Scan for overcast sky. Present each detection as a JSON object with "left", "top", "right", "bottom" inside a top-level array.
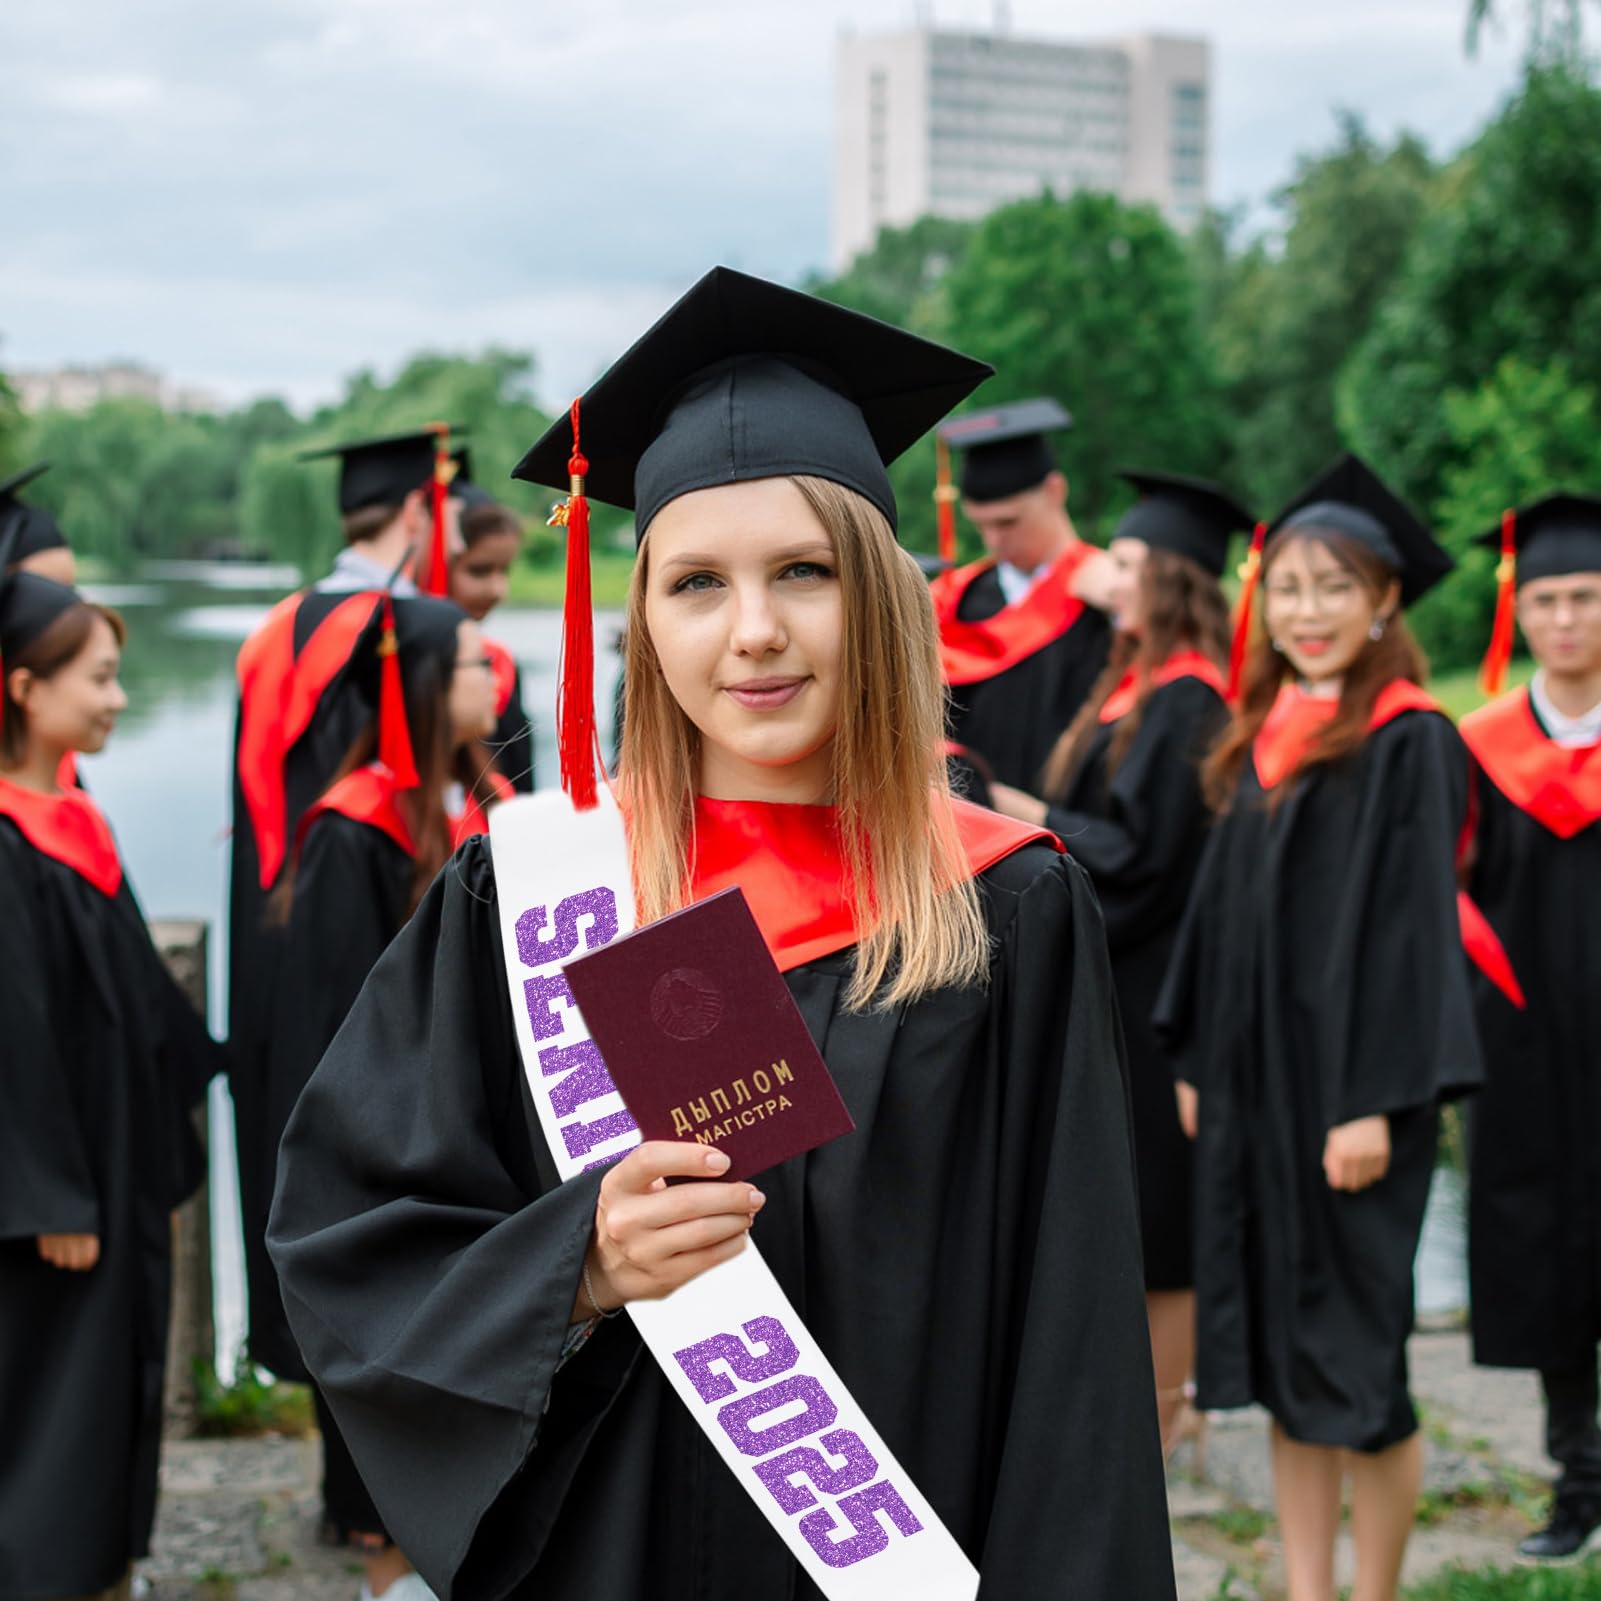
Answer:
[{"left": 0, "top": 0, "right": 1525, "bottom": 413}]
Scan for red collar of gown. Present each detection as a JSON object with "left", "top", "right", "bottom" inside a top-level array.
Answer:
[
  {"left": 0, "top": 772, "right": 122, "bottom": 897},
  {"left": 1461, "top": 686, "right": 1601, "bottom": 840},
  {"left": 932, "top": 543, "right": 1094, "bottom": 688},
  {"left": 688, "top": 794, "right": 1058, "bottom": 974},
  {"left": 297, "top": 763, "right": 416, "bottom": 859},
  {"left": 1252, "top": 678, "right": 1440, "bottom": 791},
  {"left": 1099, "top": 649, "right": 1227, "bottom": 725}
]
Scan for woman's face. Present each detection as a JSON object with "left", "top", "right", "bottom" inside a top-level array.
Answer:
[
  {"left": 1262, "top": 535, "right": 1395, "bottom": 686},
  {"left": 450, "top": 530, "right": 519, "bottom": 622},
  {"left": 19, "top": 547, "right": 77, "bottom": 587},
  {"left": 1106, "top": 536, "right": 1150, "bottom": 635},
  {"left": 10, "top": 613, "right": 127, "bottom": 759},
  {"left": 448, "top": 619, "right": 499, "bottom": 746},
  {"left": 643, "top": 478, "right": 843, "bottom": 802}
]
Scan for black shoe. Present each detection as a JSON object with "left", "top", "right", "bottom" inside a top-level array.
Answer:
[{"left": 1519, "top": 1498, "right": 1601, "bottom": 1562}]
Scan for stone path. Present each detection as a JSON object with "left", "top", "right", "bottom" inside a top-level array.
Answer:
[{"left": 139, "top": 1332, "right": 1560, "bottom": 1600}]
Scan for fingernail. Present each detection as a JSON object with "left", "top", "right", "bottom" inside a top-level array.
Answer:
[
  {"left": 748, "top": 1188, "right": 766, "bottom": 1208},
  {"left": 706, "top": 1150, "right": 731, "bottom": 1173}
]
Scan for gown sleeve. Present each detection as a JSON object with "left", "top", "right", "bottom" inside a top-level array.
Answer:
[
  {"left": 1045, "top": 678, "right": 1226, "bottom": 950},
  {"left": 0, "top": 832, "right": 99, "bottom": 1240},
  {"left": 976, "top": 853, "right": 1177, "bottom": 1598},
  {"left": 1329, "top": 712, "right": 1484, "bottom": 1124},
  {"left": 266, "top": 839, "right": 640, "bottom": 1596}
]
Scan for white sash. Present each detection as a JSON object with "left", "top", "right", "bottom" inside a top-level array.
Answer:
[{"left": 490, "top": 790, "right": 980, "bottom": 1598}]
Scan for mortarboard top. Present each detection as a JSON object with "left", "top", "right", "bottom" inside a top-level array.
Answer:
[
  {"left": 1476, "top": 493, "right": 1601, "bottom": 586},
  {"left": 0, "top": 569, "right": 82, "bottom": 658},
  {"left": 1269, "top": 451, "right": 1453, "bottom": 606},
  {"left": 1113, "top": 469, "right": 1255, "bottom": 579},
  {"left": 0, "top": 462, "right": 67, "bottom": 564},
  {"left": 299, "top": 427, "right": 462, "bottom": 516},
  {"left": 511, "top": 266, "right": 993, "bottom": 538},
  {"left": 937, "top": 397, "right": 1073, "bottom": 505}
]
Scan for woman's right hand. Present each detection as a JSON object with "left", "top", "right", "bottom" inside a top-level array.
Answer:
[
  {"left": 1175, "top": 1081, "right": 1199, "bottom": 1141},
  {"left": 37, "top": 1233, "right": 100, "bottom": 1271},
  {"left": 585, "top": 1142, "right": 765, "bottom": 1311}
]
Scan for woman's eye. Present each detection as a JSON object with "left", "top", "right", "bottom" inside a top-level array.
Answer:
[
  {"left": 782, "top": 561, "right": 834, "bottom": 581},
  {"left": 672, "top": 572, "right": 721, "bottom": 594}
]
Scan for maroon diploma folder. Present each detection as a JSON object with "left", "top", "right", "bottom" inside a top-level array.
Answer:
[{"left": 562, "top": 887, "right": 855, "bottom": 1180}]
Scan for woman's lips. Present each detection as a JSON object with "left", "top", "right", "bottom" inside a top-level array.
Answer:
[
  {"left": 1292, "top": 638, "right": 1332, "bottom": 657},
  {"left": 724, "top": 677, "right": 807, "bottom": 710}
]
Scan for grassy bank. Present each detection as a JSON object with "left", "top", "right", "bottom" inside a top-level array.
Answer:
[
  {"left": 1409, "top": 1567, "right": 1601, "bottom": 1599},
  {"left": 1431, "top": 662, "right": 1533, "bottom": 722}
]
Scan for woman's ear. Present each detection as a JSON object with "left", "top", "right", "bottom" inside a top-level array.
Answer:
[
  {"left": 1380, "top": 577, "right": 1402, "bottom": 620},
  {"left": 5, "top": 665, "right": 32, "bottom": 708}
]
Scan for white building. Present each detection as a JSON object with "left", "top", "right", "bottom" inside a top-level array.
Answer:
[
  {"left": 14, "top": 362, "right": 225, "bottom": 416},
  {"left": 833, "top": 24, "right": 1210, "bottom": 269}
]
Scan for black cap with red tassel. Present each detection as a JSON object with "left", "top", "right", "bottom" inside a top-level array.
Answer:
[
  {"left": 375, "top": 593, "right": 422, "bottom": 789},
  {"left": 548, "top": 399, "right": 598, "bottom": 810}
]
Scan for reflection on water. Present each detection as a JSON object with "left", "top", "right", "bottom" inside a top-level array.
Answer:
[{"left": 82, "top": 563, "right": 622, "bottom": 1380}]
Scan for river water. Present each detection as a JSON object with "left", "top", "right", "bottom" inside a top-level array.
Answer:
[{"left": 76, "top": 563, "right": 1466, "bottom": 1382}]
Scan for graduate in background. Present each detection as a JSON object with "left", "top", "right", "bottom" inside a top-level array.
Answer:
[
  {"left": 1, "top": 463, "right": 76, "bottom": 586},
  {"left": 930, "top": 399, "right": 1114, "bottom": 791},
  {"left": 1156, "top": 454, "right": 1482, "bottom": 1601},
  {"left": 988, "top": 470, "right": 1245, "bottom": 1459},
  {"left": 228, "top": 429, "right": 462, "bottom": 1392},
  {"left": 266, "top": 590, "right": 498, "bottom": 1601},
  {"left": 268, "top": 269, "right": 1175, "bottom": 1600},
  {"left": 0, "top": 567, "right": 221, "bottom": 1601},
  {"left": 447, "top": 448, "right": 536, "bottom": 792},
  {"left": 1462, "top": 495, "right": 1601, "bottom": 1562}
]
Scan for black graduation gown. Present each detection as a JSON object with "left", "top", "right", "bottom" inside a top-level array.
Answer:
[
  {"left": 228, "top": 590, "right": 378, "bottom": 1380},
  {"left": 252, "top": 808, "right": 412, "bottom": 1387},
  {"left": 947, "top": 567, "right": 1110, "bottom": 792},
  {"left": 0, "top": 821, "right": 219, "bottom": 1599},
  {"left": 268, "top": 836, "right": 1177, "bottom": 1601},
  {"left": 1155, "top": 708, "right": 1483, "bottom": 1451},
  {"left": 1047, "top": 673, "right": 1229, "bottom": 1291},
  {"left": 490, "top": 659, "right": 536, "bottom": 794},
  {"left": 1465, "top": 704, "right": 1601, "bottom": 1371}
]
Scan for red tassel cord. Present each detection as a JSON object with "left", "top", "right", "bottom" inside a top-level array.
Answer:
[
  {"left": 421, "top": 425, "right": 454, "bottom": 598},
  {"left": 377, "top": 594, "right": 421, "bottom": 789},
  {"left": 1227, "top": 521, "right": 1268, "bottom": 703},
  {"left": 1479, "top": 509, "right": 1518, "bottom": 698},
  {"left": 551, "top": 398, "right": 598, "bottom": 809},
  {"left": 934, "top": 437, "right": 958, "bottom": 568}
]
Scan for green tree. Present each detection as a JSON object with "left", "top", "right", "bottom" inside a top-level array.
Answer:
[
  {"left": 1203, "top": 117, "right": 1437, "bottom": 513},
  {"left": 1466, "top": 0, "right": 1598, "bottom": 59},
  {"left": 1413, "top": 355, "right": 1601, "bottom": 669},
  {"left": 807, "top": 215, "right": 977, "bottom": 336},
  {"left": 937, "top": 191, "right": 1225, "bottom": 548},
  {"left": 1339, "top": 65, "right": 1601, "bottom": 517}
]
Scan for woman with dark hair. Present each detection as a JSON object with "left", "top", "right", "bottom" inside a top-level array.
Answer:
[
  {"left": 449, "top": 460, "right": 535, "bottom": 793},
  {"left": 267, "top": 269, "right": 1174, "bottom": 1600},
  {"left": 0, "top": 571, "right": 220, "bottom": 1601},
  {"left": 989, "top": 470, "right": 1245, "bottom": 1458},
  {"left": 1156, "top": 454, "right": 1482, "bottom": 1601},
  {"left": 264, "top": 592, "right": 499, "bottom": 1601}
]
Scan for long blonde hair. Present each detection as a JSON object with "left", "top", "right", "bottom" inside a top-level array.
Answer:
[{"left": 620, "top": 475, "right": 990, "bottom": 1011}]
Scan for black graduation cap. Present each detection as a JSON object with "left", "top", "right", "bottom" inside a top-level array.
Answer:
[
  {"left": 300, "top": 427, "right": 459, "bottom": 515},
  {"left": 0, "top": 462, "right": 67, "bottom": 565},
  {"left": 1269, "top": 452, "right": 1453, "bottom": 605},
  {"left": 512, "top": 266, "right": 993, "bottom": 537},
  {"left": 936, "top": 397, "right": 1073, "bottom": 504},
  {"left": 1476, "top": 493, "right": 1601, "bottom": 585},
  {"left": 1113, "top": 469, "right": 1255, "bottom": 578},
  {"left": 0, "top": 570, "right": 81, "bottom": 660}
]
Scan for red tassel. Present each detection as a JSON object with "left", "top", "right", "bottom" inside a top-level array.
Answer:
[
  {"left": 420, "top": 425, "right": 453, "bottom": 597},
  {"left": 553, "top": 398, "right": 597, "bottom": 809},
  {"left": 934, "top": 437, "right": 958, "bottom": 567},
  {"left": 1227, "top": 520, "right": 1268, "bottom": 702},
  {"left": 1479, "top": 509, "right": 1518, "bottom": 698},
  {"left": 377, "top": 594, "right": 421, "bottom": 789}
]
